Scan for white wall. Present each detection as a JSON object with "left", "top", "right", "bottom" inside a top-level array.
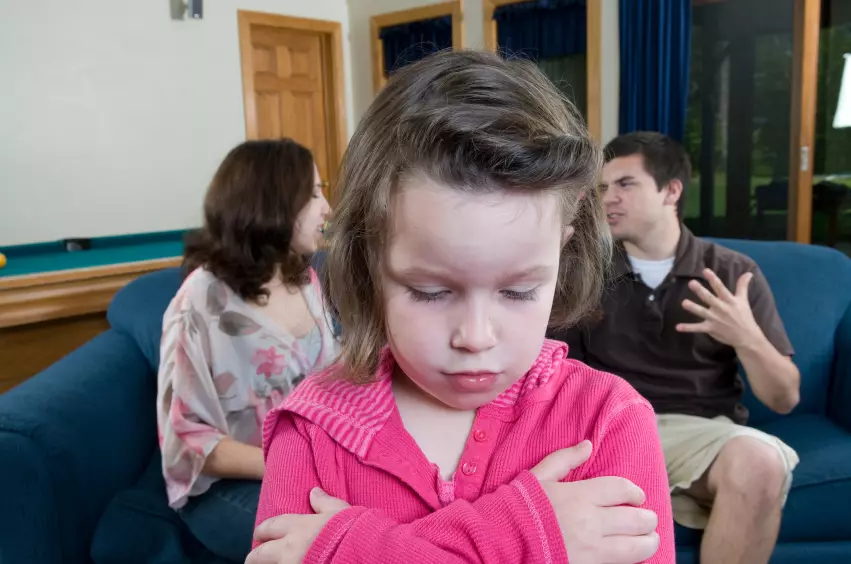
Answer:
[
  {"left": 0, "top": 0, "right": 355, "bottom": 246},
  {"left": 599, "top": 0, "right": 619, "bottom": 145},
  {"left": 347, "top": 0, "right": 618, "bottom": 140}
]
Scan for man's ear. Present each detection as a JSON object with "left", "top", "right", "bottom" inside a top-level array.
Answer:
[
  {"left": 562, "top": 225, "right": 575, "bottom": 247},
  {"left": 663, "top": 179, "right": 683, "bottom": 208}
]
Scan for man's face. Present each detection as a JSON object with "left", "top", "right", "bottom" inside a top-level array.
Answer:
[{"left": 600, "top": 154, "right": 678, "bottom": 243}]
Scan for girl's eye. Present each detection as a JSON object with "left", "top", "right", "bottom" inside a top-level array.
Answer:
[
  {"left": 502, "top": 289, "right": 538, "bottom": 301},
  {"left": 407, "top": 289, "right": 449, "bottom": 303}
]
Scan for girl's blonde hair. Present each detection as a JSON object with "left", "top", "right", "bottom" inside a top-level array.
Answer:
[{"left": 324, "top": 50, "right": 611, "bottom": 383}]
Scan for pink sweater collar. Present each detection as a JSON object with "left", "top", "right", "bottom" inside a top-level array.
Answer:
[{"left": 269, "top": 339, "right": 568, "bottom": 459}]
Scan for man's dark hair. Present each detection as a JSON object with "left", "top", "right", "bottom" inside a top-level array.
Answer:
[{"left": 604, "top": 131, "right": 691, "bottom": 216}]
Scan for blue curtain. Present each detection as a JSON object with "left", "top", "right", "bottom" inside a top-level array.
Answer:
[
  {"left": 379, "top": 16, "right": 453, "bottom": 76},
  {"left": 619, "top": 0, "right": 692, "bottom": 141},
  {"left": 494, "top": 0, "right": 587, "bottom": 60}
]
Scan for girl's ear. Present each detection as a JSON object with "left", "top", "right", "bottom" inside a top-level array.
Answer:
[{"left": 561, "top": 225, "right": 575, "bottom": 248}]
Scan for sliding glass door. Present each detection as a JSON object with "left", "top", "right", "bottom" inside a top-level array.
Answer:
[
  {"left": 684, "top": 0, "right": 798, "bottom": 240},
  {"left": 683, "top": 0, "right": 844, "bottom": 249}
]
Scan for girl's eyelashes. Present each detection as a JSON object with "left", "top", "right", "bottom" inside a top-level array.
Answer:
[
  {"left": 405, "top": 287, "right": 540, "bottom": 303},
  {"left": 407, "top": 288, "right": 448, "bottom": 303},
  {"left": 501, "top": 288, "right": 539, "bottom": 301}
]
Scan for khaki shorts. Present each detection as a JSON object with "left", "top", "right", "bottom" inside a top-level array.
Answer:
[{"left": 657, "top": 413, "right": 800, "bottom": 530}]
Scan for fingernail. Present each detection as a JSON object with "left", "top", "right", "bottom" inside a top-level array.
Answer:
[{"left": 311, "top": 487, "right": 325, "bottom": 498}]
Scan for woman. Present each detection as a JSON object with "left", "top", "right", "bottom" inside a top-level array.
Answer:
[{"left": 156, "top": 138, "right": 338, "bottom": 562}]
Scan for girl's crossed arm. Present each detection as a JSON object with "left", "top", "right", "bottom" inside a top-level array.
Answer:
[
  {"left": 249, "top": 406, "right": 673, "bottom": 564},
  {"left": 250, "top": 413, "right": 569, "bottom": 564}
]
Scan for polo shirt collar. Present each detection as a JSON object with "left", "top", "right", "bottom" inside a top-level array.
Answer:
[{"left": 612, "top": 224, "right": 705, "bottom": 280}]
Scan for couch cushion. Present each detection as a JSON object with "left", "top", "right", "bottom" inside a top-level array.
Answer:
[
  {"left": 108, "top": 268, "right": 183, "bottom": 370},
  {"left": 90, "top": 452, "right": 228, "bottom": 564},
  {"left": 674, "top": 414, "right": 851, "bottom": 548},
  {"left": 766, "top": 415, "right": 851, "bottom": 542},
  {"left": 710, "top": 239, "right": 851, "bottom": 425}
]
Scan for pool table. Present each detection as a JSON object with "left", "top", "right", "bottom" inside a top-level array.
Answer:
[{"left": 0, "top": 230, "right": 190, "bottom": 393}]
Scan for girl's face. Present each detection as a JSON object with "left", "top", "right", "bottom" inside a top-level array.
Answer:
[
  {"left": 382, "top": 175, "right": 564, "bottom": 411},
  {"left": 292, "top": 165, "right": 331, "bottom": 255}
]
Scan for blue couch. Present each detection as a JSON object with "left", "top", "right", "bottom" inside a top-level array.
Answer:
[{"left": 0, "top": 242, "right": 850, "bottom": 563}]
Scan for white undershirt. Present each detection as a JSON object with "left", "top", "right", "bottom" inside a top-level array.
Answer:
[{"left": 627, "top": 255, "right": 675, "bottom": 290}]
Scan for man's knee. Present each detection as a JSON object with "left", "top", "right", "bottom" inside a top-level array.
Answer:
[{"left": 709, "top": 437, "right": 787, "bottom": 504}]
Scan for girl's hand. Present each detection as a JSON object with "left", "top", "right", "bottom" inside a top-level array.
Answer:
[
  {"left": 246, "top": 488, "right": 350, "bottom": 564},
  {"left": 530, "top": 441, "right": 660, "bottom": 564}
]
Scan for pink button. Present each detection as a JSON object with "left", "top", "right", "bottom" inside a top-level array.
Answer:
[
  {"left": 461, "top": 461, "right": 477, "bottom": 476},
  {"left": 473, "top": 429, "right": 487, "bottom": 442}
]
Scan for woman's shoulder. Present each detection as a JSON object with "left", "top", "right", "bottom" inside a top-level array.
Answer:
[
  {"left": 175, "top": 268, "right": 240, "bottom": 307},
  {"left": 165, "top": 268, "right": 245, "bottom": 324}
]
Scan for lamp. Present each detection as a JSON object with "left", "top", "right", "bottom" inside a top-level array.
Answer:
[{"left": 833, "top": 53, "right": 851, "bottom": 129}]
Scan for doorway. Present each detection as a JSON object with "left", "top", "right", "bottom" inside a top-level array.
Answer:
[{"left": 237, "top": 10, "right": 348, "bottom": 196}]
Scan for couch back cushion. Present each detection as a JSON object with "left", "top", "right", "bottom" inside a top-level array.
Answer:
[
  {"left": 710, "top": 239, "right": 851, "bottom": 425},
  {"left": 108, "top": 268, "right": 183, "bottom": 369}
]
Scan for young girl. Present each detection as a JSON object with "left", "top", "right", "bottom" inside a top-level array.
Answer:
[
  {"left": 157, "top": 139, "right": 339, "bottom": 562},
  {"left": 249, "top": 51, "right": 674, "bottom": 564}
]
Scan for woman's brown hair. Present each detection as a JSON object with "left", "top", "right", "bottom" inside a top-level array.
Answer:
[
  {"left": 325, "top": 50, "right": 611, "bottom": 382},
  {"left": 184, "top": 138, "right": 315, "bottom": 302}
]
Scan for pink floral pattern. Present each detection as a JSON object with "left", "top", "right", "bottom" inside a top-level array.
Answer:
[{"left": 251, "top": 346, "right": 287, "bottom": 379}]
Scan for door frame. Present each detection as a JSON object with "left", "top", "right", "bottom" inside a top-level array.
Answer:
[
  {"left": 482, "top": 0, "right": 603, "bottom": 141},
  {"left": 370, "top": 1, "right": 464, "bottom": 95},
  {"left": 237, "top": 10, "right": 348, "bottom": 189},
  {"left": 788, "top": 0, "right": 821, "bottom": 243}
]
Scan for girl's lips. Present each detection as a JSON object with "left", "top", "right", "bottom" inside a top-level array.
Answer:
[{"left": 444, "top": 372, "right": 500, "bottom": 394}]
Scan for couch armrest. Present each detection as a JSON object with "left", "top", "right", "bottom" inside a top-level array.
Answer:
[
  {"left": 829, "top": 302, "right": 851, "bottom": 432},
  {"left": 0, "top": 329, "right": 158, "bottom": 564}
]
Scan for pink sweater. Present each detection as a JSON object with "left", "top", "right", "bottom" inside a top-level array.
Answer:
[{"left": 256, "top": 340, "right": 675, "bottom": 563}]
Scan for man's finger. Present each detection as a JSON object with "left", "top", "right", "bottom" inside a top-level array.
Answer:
[
  {"left": 703, "top": 269, "right": 734, "bottom": 302},
  {"left": 687, "top": 280, "right": 721, "bottom": 309},
  {"left": 736, "top": 272, "right": 753, "bottom": 299},
  {"left": 530, "top": 440, "right": 592, "bottom": 482},
  {"left": 310, "top": 488, "right": 350, "bottom": 514},
  {"left": 584, "top": 476, "right": 646, "bottom": 507},
  {"left": 681, "top": 299, "right": 712, "bottom": 319},
  {"left": 676, "top": 321, "right": 711, "bottom": 334},
  {"left": 601, "top": 506, "right": 658, "bottom": 537}
]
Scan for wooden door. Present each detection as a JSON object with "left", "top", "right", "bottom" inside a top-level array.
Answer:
[{"left": 238, "top": 11, "right": 347, "bottom": 195}]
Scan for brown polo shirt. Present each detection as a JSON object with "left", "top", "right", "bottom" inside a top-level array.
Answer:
[{"left": 549, "top": 226, "right": 794, "bottom": 424}]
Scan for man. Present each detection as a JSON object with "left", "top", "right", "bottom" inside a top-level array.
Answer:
[{"left": 550, "top": 132, "right": 801, "bottom": 564}]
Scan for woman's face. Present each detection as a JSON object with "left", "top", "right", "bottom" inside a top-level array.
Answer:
[{"left": 291, "top": 165, "right": 331, "bottom": 255}]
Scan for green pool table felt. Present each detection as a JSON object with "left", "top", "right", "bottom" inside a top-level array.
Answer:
[{"left": 0, "top": 230, "right": 189, "bottom": 278}]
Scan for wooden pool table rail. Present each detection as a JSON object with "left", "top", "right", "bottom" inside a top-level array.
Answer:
[{"left": 0, "top": 256, "right": 181, "bottom": 393}]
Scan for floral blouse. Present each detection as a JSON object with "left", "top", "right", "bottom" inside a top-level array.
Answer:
[{"left": 156, "top": 267, "right": 340, "bottom": 509}]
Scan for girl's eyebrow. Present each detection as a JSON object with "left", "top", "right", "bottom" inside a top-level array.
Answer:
[
  {"left": 500, "top": 264, "right": 555, "bottom": 284},
  {"left": 391, "top": 263, "right": 554, "bottom": 282}
]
